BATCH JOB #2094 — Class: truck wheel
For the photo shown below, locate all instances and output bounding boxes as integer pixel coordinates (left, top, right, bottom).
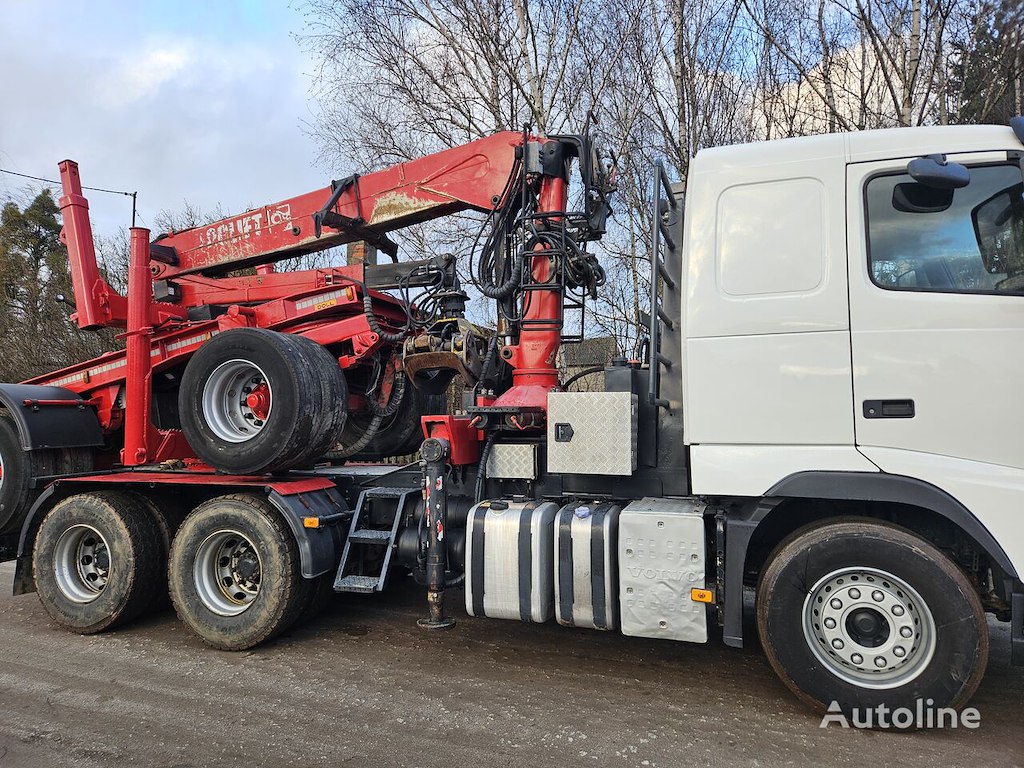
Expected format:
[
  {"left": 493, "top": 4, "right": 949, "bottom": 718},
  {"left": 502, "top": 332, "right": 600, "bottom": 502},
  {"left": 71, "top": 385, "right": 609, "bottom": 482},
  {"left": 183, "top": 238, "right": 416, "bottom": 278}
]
[
  {"left": 133, "top": 493, "right": 187, "bottom": 610},
  {"left": 0, "top": 413, "right": 92, "bottom": 536},
  {"left": 756, "top": 519, "right": 988, "bottom": 719},
  {"left": 33, "top": 491, "right": 165, "bottom": 633},
  {"left": 179, "top": 329, "right": 347, "bottom": 474},
  {"left": 168, "top": 494, "right": 310, "bottom": 650}
]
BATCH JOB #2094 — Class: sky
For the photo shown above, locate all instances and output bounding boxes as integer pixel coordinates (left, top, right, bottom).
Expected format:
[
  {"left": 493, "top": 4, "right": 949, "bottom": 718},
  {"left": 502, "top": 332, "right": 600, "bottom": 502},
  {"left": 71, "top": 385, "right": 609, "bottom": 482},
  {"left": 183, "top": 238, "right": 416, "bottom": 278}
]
[{"left": 0, "top": 0, "right": 327, "bottom": 238}]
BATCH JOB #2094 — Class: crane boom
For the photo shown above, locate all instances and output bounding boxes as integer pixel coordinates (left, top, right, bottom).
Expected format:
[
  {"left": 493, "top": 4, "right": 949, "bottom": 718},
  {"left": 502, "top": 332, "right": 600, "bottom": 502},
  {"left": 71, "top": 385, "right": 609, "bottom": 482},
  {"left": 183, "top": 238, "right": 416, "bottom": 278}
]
[{"left": 149, "top": 131, "right": 529, "bottom": 279}]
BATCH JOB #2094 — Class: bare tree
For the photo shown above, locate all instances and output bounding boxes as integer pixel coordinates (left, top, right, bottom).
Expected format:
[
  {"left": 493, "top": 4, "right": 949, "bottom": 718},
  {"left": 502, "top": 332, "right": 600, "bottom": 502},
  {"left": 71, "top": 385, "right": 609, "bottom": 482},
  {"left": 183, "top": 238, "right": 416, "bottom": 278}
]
[
  {"left": 744, "top": 0, "right": 967, "bottom": 130},
  {"left": 301, "top": 0, "right": 759, "bottom": 350}
]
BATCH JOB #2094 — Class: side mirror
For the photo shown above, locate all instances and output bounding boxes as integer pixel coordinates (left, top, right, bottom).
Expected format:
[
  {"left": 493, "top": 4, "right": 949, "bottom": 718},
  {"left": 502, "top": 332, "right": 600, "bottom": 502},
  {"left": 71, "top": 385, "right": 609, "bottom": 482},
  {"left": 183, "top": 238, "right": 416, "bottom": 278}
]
[
  {"left": 907, "top": 154, "right": 970, "bottom": 189},
  {"left": 972, "top": 182, "right": 1024, "bottom": 275}
]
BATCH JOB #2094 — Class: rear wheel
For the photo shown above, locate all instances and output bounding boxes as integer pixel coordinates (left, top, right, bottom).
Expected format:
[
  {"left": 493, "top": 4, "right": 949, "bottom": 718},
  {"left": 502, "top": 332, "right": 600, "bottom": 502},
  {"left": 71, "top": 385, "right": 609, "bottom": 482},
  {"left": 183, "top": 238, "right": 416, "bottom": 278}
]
[
  {"left": 179, "top": 329, "right": 346, "bottom": 474},
  {"left": 757, "top": 519, "right": 988, "bottom": 720},
  {"left": 33, "top": 491, "right": 165, "bottom": 633},
  {"left": 168, "top": 494, "right": 309, "bottom": 650}
]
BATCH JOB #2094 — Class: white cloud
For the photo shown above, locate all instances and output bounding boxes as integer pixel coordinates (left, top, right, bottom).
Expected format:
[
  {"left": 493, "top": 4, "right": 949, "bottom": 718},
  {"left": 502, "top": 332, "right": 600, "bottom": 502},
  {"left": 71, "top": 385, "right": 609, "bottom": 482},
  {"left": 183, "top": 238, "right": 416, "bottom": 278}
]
[{"left": 97, "top": 45, "right": 194, "bottom": 107}]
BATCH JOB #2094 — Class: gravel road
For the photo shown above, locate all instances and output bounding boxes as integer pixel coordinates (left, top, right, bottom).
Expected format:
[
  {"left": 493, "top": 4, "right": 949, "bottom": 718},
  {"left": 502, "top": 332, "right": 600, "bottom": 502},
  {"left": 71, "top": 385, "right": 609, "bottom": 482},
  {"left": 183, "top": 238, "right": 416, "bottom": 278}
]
[{"left": 0, "top": 562, "right": 1020, "bottom": 768}]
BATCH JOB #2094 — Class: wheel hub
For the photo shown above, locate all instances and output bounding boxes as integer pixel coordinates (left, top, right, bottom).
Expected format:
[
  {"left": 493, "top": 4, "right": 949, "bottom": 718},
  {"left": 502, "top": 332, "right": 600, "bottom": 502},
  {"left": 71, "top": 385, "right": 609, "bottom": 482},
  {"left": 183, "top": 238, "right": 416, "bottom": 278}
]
[
  {"left": 194, "top": 530, "right": 263, "bottom": 616},
  {"left": 846, "top": 607, "right": 890, "bottom": 647},
  {"left": 202, "top": 360, "right": 274, "bottom": 443},
  {"left": 53, "top": 524, "right": 111, "bottom": 604},
  {"left": 803, "top": 567, "right": 936, "bottom": 689},
  {"left": 244, "top": 383, "right": 271, "bottom": 421}
]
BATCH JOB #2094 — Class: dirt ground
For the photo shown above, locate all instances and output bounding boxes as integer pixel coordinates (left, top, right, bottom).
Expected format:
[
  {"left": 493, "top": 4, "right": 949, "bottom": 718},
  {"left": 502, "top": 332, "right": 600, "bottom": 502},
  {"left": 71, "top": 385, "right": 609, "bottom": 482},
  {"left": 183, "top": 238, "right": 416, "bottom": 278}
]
[{"left": 0, "top": 562, "right": 1020, "bottom": 768}]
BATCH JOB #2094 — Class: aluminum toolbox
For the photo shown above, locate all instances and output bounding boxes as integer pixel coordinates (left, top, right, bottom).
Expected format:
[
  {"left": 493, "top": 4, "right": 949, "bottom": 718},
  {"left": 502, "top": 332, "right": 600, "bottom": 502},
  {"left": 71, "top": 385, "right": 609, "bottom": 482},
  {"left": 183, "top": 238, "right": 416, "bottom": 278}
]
[
  {"left": 554, "top": 501, "right": 620, "bottom": 630},
  {"left": 465, "top": 499, "right": 559, "bottom": 623},
  {"left": 546, "top": 391, "right": 638, "bottom": 476}
]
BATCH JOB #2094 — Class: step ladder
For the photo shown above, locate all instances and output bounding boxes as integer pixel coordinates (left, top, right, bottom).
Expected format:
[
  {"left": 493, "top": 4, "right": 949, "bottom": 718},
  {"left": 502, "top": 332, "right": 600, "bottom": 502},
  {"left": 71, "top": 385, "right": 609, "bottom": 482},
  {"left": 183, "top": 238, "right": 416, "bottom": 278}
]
[
  {"left": 333, "top": 486, "right": 414, "bottom": 593},
  {"left": 646, "top": 159, "right": 681, "bottom": 410}
]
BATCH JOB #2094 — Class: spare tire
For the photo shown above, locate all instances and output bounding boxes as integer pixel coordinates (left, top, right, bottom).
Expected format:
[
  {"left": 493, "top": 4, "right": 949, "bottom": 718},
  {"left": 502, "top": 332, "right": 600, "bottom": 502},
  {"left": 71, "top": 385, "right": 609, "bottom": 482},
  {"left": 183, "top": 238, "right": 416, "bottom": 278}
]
[
  {"left": 179, "top": 329, "right": 347, "bottom": 474},
  {"left": 335, "top": 381, "right": 446, "bottom": 460}
]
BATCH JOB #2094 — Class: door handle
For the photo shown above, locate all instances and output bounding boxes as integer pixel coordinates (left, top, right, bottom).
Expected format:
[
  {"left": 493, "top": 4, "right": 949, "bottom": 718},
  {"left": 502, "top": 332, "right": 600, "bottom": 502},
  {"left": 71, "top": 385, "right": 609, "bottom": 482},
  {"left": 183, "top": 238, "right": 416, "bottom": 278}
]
[{"left": 863, "top": 400, "right": 915, "bottom": 419}]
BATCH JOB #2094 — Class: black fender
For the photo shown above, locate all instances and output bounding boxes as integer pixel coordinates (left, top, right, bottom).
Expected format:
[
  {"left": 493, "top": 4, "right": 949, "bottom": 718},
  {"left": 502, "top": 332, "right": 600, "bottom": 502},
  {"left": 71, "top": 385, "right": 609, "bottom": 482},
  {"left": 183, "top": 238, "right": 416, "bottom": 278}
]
[
  {"left": 721, "top": 471, "right": 1019, "bottom": 650},
  {"left": 765, "top": 471, "right": 1017, "bottom": 578},
  {"left": 268, "top": 487, "right": 348, "bottom": 579},
  {"left": 0, "top": 384, "right": 103, "bottom": 450}
]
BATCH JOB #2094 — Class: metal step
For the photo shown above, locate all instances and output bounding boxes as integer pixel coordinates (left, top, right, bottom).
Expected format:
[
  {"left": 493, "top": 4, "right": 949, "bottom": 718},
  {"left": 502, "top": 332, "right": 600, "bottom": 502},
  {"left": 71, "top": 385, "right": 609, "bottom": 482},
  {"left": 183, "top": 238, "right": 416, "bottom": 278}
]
[
  {"left": 348, "top": 529, "right": 393, "bottom": 544},
  {"left": 362, "top": 488, "right": 415, "bottom": 501},
  {"left": 335, "top": 575, "right": 381, "bottom": 594},
  {"left": 332, "top": 487, "right": 415, "bottom": 594}
]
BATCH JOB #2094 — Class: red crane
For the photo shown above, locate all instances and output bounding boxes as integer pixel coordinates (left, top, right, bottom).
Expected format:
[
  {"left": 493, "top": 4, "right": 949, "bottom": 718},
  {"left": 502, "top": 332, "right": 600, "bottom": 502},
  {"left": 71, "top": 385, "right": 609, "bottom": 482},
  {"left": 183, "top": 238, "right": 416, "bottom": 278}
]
[{"left": 27, "top": 130, "right": 612, "bottom": 475}]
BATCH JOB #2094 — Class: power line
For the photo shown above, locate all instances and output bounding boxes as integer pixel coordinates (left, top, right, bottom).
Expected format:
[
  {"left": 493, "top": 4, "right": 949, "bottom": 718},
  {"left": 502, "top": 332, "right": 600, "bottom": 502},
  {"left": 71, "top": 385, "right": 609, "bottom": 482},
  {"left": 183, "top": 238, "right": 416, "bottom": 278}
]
[
  {"left": 0, "top": 167, "right": 139, "bottom": 226},
  {"left": 0, "top": 167, "right": 135, "bottom": 198}
]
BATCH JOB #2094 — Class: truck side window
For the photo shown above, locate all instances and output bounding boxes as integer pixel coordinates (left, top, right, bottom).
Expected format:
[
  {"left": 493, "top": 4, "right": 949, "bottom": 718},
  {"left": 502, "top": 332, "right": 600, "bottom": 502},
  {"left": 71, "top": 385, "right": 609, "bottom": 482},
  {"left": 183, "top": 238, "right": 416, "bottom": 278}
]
[{"left": 866, "top": 164, "right": 1024, "bottom": 294}]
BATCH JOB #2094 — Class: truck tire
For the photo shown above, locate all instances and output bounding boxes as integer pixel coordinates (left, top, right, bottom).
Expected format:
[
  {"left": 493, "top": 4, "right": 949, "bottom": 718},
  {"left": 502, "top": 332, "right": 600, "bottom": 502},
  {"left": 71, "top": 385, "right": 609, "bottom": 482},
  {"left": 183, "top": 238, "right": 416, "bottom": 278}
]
[
  {"left": 134, "top": 493, "right": 187, "bottom": 610},
  {"left": 335, "top": 384, "right": 445, "bottom": 460},
  {"left": 756, "top": 519, "right": 988, "bottom": 721},
  {"left": 0, "top": 412, "right": 92, "bottom": 537},
  {"left": 179, "top": 329, "right": 347, "bottom": 474},
  {"left": 168, "top": 494, "right": 310, "bottom": 650},
  {"left": 33, "top": 491, "right": 165, "bottom": 633}
]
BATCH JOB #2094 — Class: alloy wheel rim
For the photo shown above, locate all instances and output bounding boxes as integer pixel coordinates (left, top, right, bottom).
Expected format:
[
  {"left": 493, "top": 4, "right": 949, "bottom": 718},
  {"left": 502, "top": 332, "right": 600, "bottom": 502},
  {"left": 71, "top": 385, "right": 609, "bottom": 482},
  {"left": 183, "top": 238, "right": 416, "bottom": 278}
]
[
  {"left": 201, "top": 360, "right": 273, "bottom": 443},
  {"left": 802, "top": 566, "right": 936, "bottom": 689}
]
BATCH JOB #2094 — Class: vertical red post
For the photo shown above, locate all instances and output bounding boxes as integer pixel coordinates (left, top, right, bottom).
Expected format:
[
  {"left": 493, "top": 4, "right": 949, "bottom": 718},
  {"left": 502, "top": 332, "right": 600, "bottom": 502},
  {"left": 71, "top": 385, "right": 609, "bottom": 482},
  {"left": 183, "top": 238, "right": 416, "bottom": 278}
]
[
  {"left": 491, "top": 175, "right": 569, "bottom": 413},
  {"left": 58, "top": 160, "right": 107, "bottom": 330},
  {"left": 123, "top": 227, "right": 154, "bottom": 466}
]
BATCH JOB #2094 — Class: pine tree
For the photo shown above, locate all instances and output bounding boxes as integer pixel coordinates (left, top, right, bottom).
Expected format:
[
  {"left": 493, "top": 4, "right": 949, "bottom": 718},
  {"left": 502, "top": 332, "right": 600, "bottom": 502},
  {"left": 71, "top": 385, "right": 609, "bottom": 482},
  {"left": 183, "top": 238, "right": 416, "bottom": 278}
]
[
  {"left": 0, "top": 190, "right": 119, "bottom": 381},
  {"left": 949, "top": 0, "right": 1023, "bottom": 124}
]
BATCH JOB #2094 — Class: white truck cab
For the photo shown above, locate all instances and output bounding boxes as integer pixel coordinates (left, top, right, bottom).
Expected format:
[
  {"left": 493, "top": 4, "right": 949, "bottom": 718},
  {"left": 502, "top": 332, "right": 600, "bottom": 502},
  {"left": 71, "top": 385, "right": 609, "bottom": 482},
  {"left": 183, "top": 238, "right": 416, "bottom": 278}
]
[
  {"left": 672, "top": 124, "right": 1023, "bottom": 712},
  {"left": 683, "top": 124, "right": 1023, "bottom": 575}
]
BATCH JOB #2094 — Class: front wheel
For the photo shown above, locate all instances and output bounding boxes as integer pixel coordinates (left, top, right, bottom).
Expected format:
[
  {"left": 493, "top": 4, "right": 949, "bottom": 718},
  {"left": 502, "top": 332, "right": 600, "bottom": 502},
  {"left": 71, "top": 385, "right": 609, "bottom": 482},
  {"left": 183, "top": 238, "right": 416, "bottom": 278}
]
[
  {"left": 168, "top": 494, "right": 309, "bottom": 650},
  {"left": 756, "top": 518, "right": 988, "bottom": 719}
]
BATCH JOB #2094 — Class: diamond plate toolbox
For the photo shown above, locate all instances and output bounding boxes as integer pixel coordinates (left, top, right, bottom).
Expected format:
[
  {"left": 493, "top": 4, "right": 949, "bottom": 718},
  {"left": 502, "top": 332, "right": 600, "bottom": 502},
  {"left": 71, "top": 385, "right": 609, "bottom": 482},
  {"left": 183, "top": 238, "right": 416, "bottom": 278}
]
[
  {"left": 546, "top": 391, "right": 637, "bottom": 476},
  {"left": 486, "top": 443, "right": 537, "bottom": 479}
]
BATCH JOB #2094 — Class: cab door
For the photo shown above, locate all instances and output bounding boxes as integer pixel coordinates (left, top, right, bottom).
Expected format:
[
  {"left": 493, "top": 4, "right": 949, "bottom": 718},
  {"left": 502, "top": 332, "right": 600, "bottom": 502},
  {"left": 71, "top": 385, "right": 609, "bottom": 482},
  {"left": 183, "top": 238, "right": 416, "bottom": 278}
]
[{"left": 846, "top": 153, "right": 1024, "bottom": 470}]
